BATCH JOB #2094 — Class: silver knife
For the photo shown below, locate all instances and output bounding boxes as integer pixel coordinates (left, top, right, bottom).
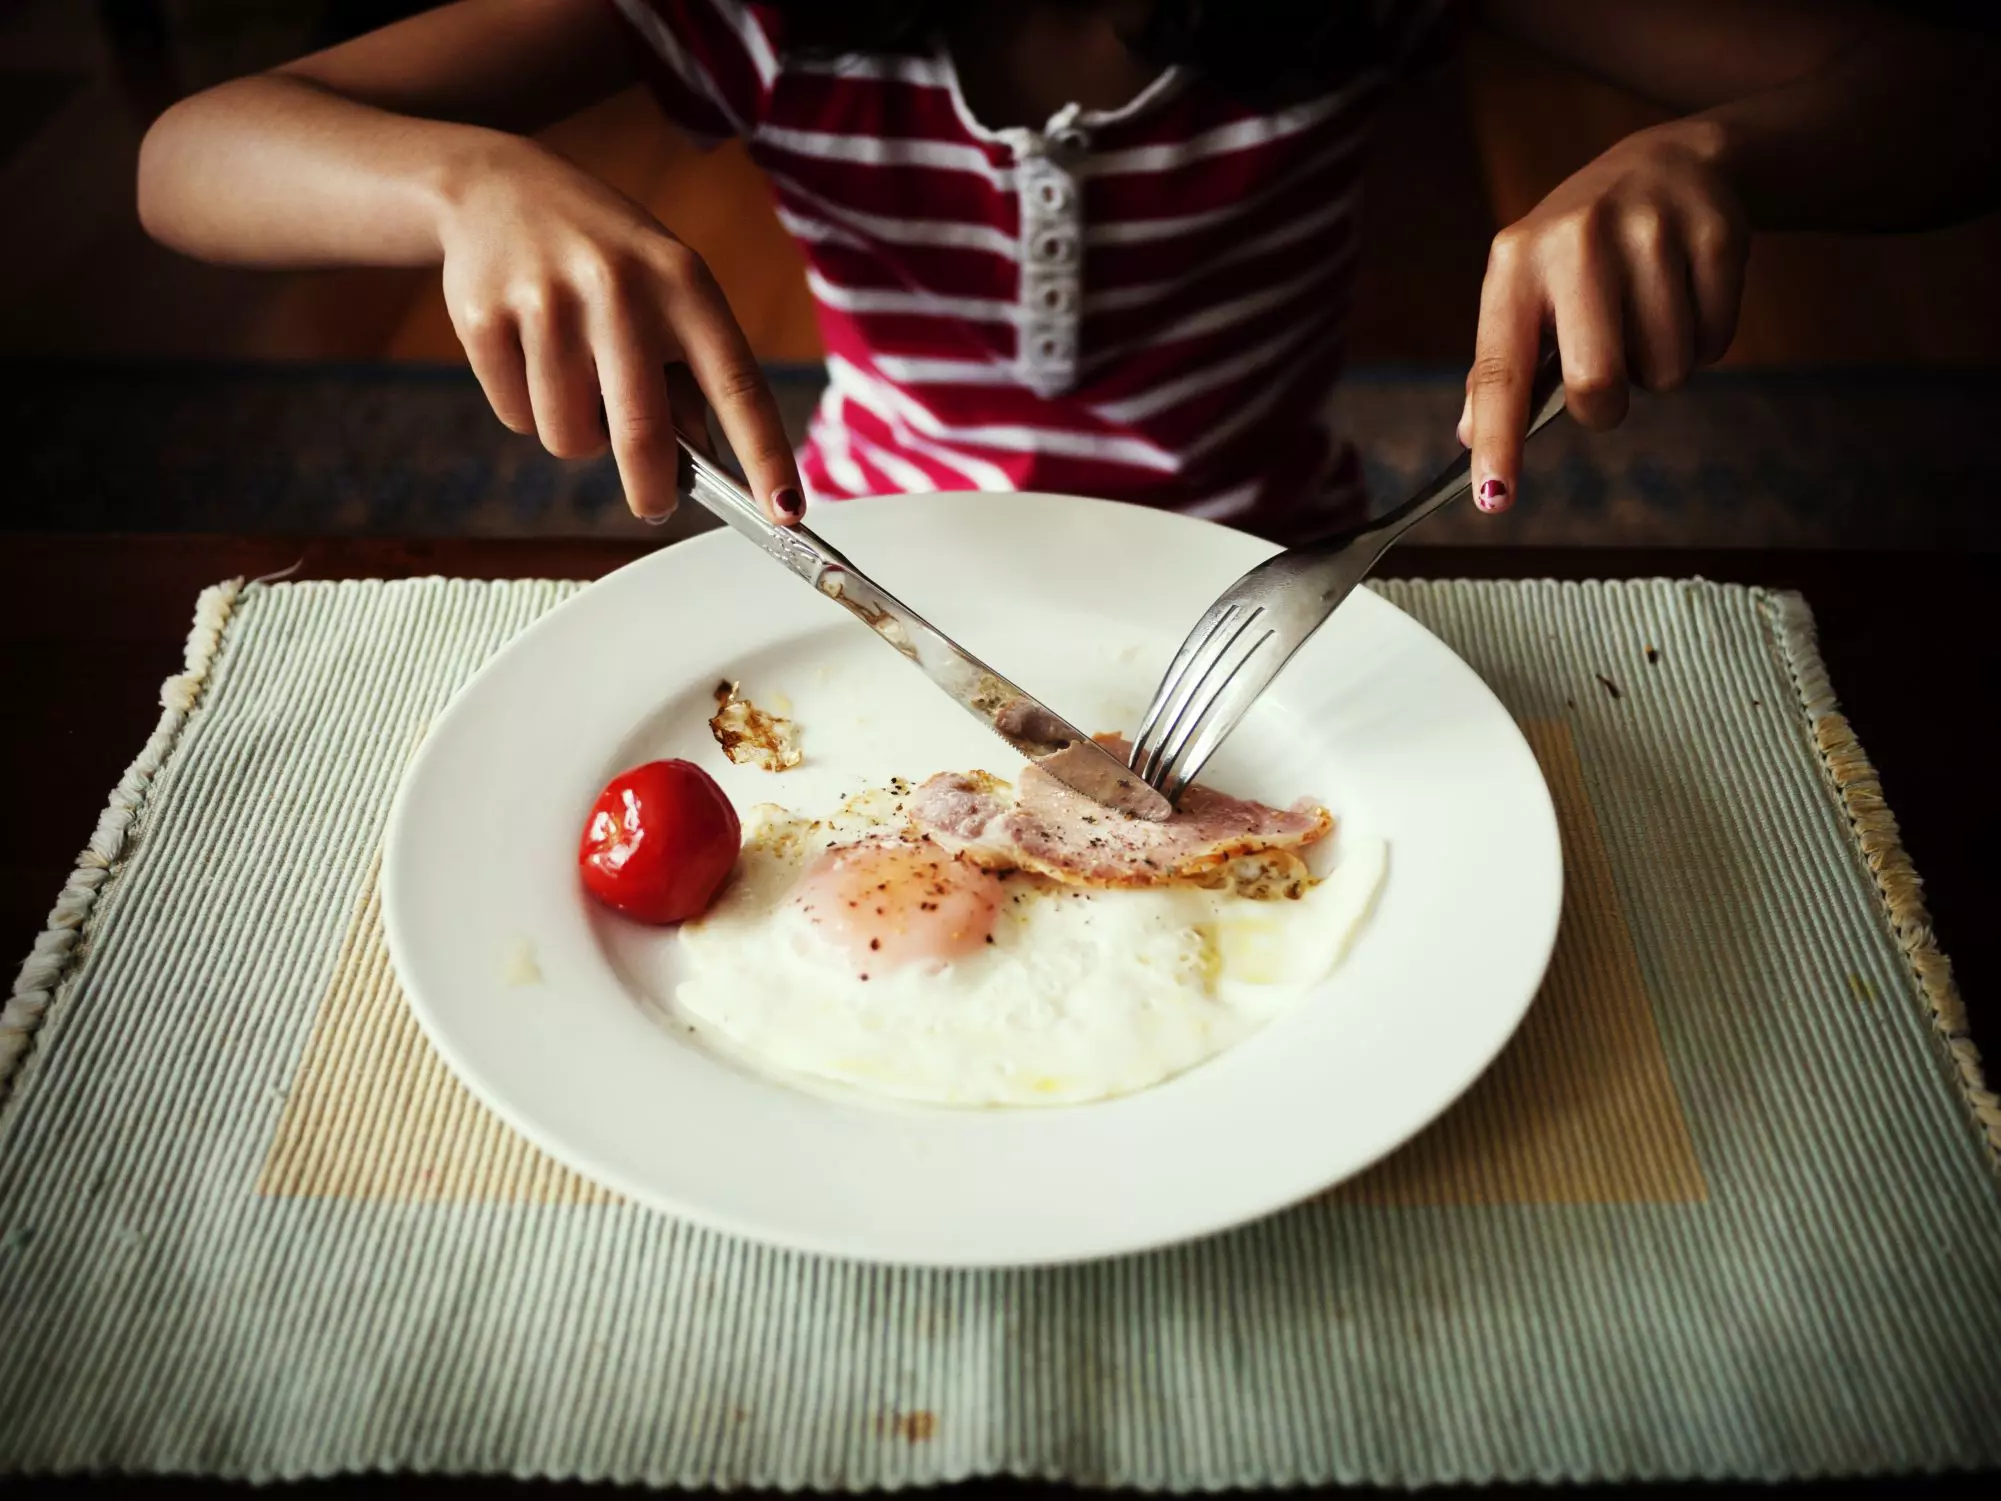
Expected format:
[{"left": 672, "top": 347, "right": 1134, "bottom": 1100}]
[{"left": 674, "top": 436, "right": 1173, "bottom": 822}]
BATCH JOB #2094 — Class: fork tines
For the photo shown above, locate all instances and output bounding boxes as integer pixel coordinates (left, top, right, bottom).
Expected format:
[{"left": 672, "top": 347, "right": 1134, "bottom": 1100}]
[{"left": 1128, "top": 600, "right": 1276, "bottom": 799}]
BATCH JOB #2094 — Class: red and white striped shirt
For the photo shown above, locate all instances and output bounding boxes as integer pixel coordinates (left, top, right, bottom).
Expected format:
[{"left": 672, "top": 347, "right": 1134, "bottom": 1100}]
[{"left": 613, "top": 0, "right": 1450, "bottom": 542}]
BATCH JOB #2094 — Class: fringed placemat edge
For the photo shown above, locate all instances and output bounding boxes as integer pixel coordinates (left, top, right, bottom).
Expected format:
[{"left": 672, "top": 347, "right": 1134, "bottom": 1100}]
[
  {"left": 0, "top": 577, "right": 245, "bottom": 1112},
  {"left": 1760, "top": 587, "right": 2001, "bottom": 1167}
]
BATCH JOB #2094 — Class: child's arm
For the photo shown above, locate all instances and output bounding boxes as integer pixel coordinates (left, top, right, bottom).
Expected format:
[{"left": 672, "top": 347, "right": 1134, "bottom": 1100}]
[
  {"left": 1458, "top": 0, "right": 2001, "bottom": 512},
  {"left": 138, "top": 0, "right": 802, "bottom": 525}
]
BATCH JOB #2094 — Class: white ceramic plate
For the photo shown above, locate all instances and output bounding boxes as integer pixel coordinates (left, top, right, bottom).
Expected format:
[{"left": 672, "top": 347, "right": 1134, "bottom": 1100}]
[{"left": 384, "top": 494, "right": 1561, "bottom": 1267}]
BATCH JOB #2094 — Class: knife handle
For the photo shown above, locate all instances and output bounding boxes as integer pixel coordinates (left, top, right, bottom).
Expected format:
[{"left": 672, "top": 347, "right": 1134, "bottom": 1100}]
[{"left": 674, "top": 433, "right": 845, "bottom": 587}]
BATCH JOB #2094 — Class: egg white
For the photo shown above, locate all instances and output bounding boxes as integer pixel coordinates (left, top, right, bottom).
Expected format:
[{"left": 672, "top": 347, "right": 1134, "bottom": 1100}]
[{"left": 673, "top": 789, "right": 1386, "bottom": 1107}]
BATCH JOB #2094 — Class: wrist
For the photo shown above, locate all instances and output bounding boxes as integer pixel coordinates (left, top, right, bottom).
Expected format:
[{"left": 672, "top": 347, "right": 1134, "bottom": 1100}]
[
  {"left": 1646, "top": 113, "right": 1756, "bottom": 223},
  {"left": 422, "top": 127, "right": 542, "bottom": 257},
  {"left": 1649, "top": 114, "right": 1735, "bottom": 174}
]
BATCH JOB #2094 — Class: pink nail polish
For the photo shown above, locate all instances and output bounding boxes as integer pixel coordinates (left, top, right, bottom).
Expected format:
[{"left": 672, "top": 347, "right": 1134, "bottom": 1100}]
[{"left": 1476, "top": 478, "right": 1508, "bottom": 512}]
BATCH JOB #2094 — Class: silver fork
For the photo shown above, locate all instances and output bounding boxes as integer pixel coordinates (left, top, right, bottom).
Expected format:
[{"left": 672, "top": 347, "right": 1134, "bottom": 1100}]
[{"left": 1129, "top": 350, "right": 1570, "bottom": 803}]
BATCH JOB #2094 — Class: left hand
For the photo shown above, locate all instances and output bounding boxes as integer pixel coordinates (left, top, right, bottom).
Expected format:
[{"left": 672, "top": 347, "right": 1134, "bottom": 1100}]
[{"left": 1460, "top": 118, "right": 1750, "bottom": 512}]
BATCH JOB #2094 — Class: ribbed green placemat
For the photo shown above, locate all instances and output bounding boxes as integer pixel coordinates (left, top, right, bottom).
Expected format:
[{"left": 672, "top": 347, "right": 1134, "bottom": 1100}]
[{"left": 2, "top": 575, "right": 1997, "bottom": 1486}]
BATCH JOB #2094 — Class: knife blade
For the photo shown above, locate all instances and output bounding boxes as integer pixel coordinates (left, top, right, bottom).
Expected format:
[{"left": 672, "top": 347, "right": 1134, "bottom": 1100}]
[{"left": 674, "top": 437, "right": 1173, "bottom": 822}]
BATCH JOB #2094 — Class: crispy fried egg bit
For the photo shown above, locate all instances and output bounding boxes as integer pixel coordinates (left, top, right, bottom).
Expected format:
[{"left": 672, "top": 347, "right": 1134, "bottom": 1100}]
[{"left": 674, "top": 780, "right": 1385, "bottom": 1108}]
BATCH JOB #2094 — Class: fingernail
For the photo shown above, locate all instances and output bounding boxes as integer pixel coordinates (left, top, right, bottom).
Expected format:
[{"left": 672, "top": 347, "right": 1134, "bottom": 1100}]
[
  {"left": 772, "top": 486, "right": 805, "bottom": 522},
  {"left": 1476, "top": 478, "right": 1508, "bottom": 513},
  {"left": 641, "top": 511, "right": 671, "bottom": 527}
]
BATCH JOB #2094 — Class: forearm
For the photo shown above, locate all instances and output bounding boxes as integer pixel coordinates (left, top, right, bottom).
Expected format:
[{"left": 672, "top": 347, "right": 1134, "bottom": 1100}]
[
  {"left": 1692, "top": 22, "right": 2001, "bottom": 233},
  {"left": 1485, "top": 0, "right": 2001, "bottom": 235},
  {"left": 138, "top": 75, "right": 514, "bottom": 267},
  {"left": 136, "top": 0, "right": 634, "bottom": 268}
]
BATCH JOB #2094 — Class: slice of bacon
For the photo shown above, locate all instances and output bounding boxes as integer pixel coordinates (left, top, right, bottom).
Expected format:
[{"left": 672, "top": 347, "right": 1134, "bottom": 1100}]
[{"left": 907, "top": 739, "right": 1329, "bottom": 889}]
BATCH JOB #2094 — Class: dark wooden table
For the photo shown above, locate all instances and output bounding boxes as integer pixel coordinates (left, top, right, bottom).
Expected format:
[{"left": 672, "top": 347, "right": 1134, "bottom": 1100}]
[{"left": 2, "top": 536, "right": 1996, "bottom": 1500}]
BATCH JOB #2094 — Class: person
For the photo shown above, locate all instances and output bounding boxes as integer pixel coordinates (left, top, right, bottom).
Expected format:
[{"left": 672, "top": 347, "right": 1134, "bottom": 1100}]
[{"left": 137, "top": 1, "right": 1999, "bottom": 538}]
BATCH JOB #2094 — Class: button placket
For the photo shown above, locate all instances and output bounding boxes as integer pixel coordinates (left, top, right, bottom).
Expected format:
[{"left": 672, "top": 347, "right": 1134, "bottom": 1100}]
[{"left": 1013, "top": 128, "right": 1087, "bottom": 398}]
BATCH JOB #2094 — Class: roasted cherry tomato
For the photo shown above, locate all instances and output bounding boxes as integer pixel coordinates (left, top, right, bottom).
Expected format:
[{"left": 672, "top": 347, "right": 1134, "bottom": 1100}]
[{"left": 578, "top": 760, "right": 740, "bottom": 924}]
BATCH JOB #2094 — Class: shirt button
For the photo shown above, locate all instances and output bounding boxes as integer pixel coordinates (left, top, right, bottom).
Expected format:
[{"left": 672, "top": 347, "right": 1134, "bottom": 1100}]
[
  {"left": 1030, "top": 228, "right": 1078, "bottom": 266},
  {"left": 1023, "top": 324, "right": 1076, "bottom": 366},
  {"left": 1032, "top": 178, "right": 1072, "bottom": 212},
  {"left": 1026, "top": 277, "right": 1076, "bottom": 315}
]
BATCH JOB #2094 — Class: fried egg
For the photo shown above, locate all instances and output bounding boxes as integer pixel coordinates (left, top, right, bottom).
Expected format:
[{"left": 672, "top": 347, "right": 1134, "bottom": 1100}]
[{"left": 673, "top": 785, "right": 1386, "bottom": 1107}]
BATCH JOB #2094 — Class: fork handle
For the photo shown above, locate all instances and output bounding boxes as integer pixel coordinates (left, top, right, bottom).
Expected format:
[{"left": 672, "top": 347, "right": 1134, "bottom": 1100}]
[{"left": 1312, "top": 344, "right": 1570, "bottom": 559}]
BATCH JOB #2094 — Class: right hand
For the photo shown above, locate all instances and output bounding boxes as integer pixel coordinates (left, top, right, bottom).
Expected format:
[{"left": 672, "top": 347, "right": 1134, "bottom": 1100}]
[{"left": 435, "top": 138, "right": 802, "bottom": 525}]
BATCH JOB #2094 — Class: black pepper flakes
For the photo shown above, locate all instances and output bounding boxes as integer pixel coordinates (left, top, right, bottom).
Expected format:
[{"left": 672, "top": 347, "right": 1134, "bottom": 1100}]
[{"left": 1595, "top": 673, "right": 1623, "bottom": 700}]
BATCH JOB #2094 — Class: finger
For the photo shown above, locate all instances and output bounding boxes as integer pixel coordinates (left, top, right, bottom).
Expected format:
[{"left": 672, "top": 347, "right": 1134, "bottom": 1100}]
[
  {"left": 593, "top": 311, "right": 681, "bottom": 524},
  {"left": 656, "top": 244, "right": 804, "bottom": 524},
  {"left": 663, "top": 362, "right": 715, "bottom": 458},
  {"left": 1549, "top": 225, "right": 1630, "bottom": 432},
  {"left": 517, "top": 289, "right": 608, "bottom": 460},
  {"left": 1685, "top": 208, "right": 1747, "bottom": 366},
  {"left": 451, "top": 302, "right": 534, "bottom": 436},
  {"left": 1456, "top": 393, "right": 1471, "bottom": 449},
  {"left": 1621, "top": 214, "right": 1695, "bottom": 392},
  {"left": 1465, "top": 233, "right": 1543, "bottom": 514}
]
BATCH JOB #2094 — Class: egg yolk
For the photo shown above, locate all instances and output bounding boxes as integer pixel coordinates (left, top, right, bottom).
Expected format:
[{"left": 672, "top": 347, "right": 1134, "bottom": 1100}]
[{"left": 791, "top": 837, "right": 1003, "bottom": 972}]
